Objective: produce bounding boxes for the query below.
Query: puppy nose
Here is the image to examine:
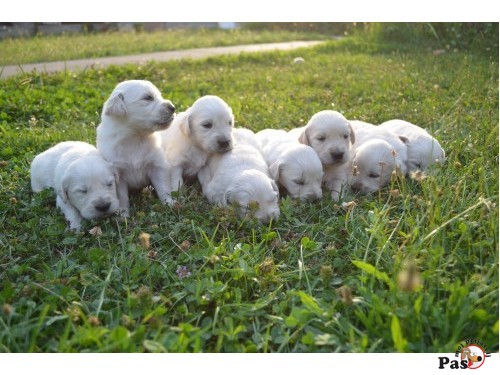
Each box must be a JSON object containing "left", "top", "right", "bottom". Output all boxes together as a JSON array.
[
  {"left": 218, "top": 139, "right": 231, "bottom": 149},
  {"left": 331, "top": 151, "right": 344, "bottom": 162},
  {"left": 164, "top": 101, "right": 175, "bottom": 113},
  {"left": 351, "top": 183, "right": 362, "bottom": 192},
  {"left": 95, "top": 202, "right": 111, "bottom": 212}
]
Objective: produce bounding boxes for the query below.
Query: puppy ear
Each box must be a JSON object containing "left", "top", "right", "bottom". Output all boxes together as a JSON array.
[
  {"left": 347, "top": 121, "right": 355, "bottom": 144},
  {"left": 57, "top": 177, "right": 70, "bottom": 203},
  {"left": 298, "top": 128, "right": 310, "bottom": 145},
  {"left": 271, "top": 180, "right": 280, "bottom": 194},
  {"left": 179, "top": 112, "right": 191, "bottom": 137},
  {"left": 268, "top": 161, "right": 281, "bottom": 181},
  {"left": 104, "top": 92, "right": 127, "bottom": 117},
  {"left": 399, "top": 135, "right": 410, "bottom": 145},
  {"left": 394, "top": 154, "right": 408, "bottom": 177}
]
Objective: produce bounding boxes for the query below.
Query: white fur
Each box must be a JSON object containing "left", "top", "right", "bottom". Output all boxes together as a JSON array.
[
  {"left": 288, "top": 110, "right": 355, "bottom": 200},
  {"left": 159, "top": 95, "right": 234, "bottom": 191},
  {"left": 30, "top": 141, "right": 119, "bottom": 231},
  {"left": 351, "top": 120, "right": 409, "bottom": 157},
  {"left": 379, "top": 119, "right": 445, "bottom": 173},
  {"left": 96, "top": 80, "right": 176, "bottom": 216},
  {"left": 351, "top": 138, "right": 408, "bottom": 195},
  {"left": 198, "top": 129, "right": 280, "bottom": 223},
  {"left": 256, "top": 128, "right": 323, "bottom": 201},
  {"left": 350, "top": 120, "right": 409, "bottom": 194}
]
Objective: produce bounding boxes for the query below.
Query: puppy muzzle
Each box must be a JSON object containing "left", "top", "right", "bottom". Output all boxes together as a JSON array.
[{"left": 216, "top": 138, "right": 233, "bottom": 152}]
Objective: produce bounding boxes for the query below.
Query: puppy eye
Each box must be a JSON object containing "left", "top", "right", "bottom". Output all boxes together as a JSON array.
[
  {"left": 228, "top": 120, "right": 233, "bottom": 126},
  {"left": 202, "top": 122, "right": 213, "bottom": 129},
  {"left": 344, "top": 134, "right": 349, "bottom": 139},
  {"left": 317, "top": 136, "right": 326, "bottom": 142},
  {"left": 368, "top": 173, "right": 380, "bottom": 178},
  {"left": 142, "top": 94, "right": 154, "bottom": 101},
  {"left": 106, "top": 181, "right": 114, "bottom": 187},
  {"left": 77, "top": 188, "right": 88, "bottom": 194},
  {"left": 294, "top": 179, "right": 305, "bottom": 186}
]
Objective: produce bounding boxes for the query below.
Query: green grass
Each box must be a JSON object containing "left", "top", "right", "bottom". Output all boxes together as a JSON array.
[
  {"left": 0, "top": 35, "right": 498, "bottom": 353},
  {"left": 0, "top": 27, "right": 329, "bottom": 66}
]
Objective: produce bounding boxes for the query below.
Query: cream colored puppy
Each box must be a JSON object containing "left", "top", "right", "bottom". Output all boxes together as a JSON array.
[
  {"left": 159, "top": 95, "right": 234, "bottom": 192},
  {"left": 349, "top": 120, "right": 409, "bottom": 194},
  {"left": 289, "top": 110, "right": 355, "bottom": 201},
  {"left": 96, "top": 80, "right": 176, "bottom": 216},
  {"left": 198, "top": 128, "right": 280, "bottom": 223},
  {"left": 379, "top": 119, "right": 445, "bottom": 173},
  {"left": 256, "top": 129, "right": 323, "bottom": 201},
  {"left": 351, "top": 120, "right": 409, "bottom": 158},
  {"left": 350, "top": 139, "right": 408, "bottom": 194},
  {"left": 31, "top": 141, "right": 119, "bottom": 231}
]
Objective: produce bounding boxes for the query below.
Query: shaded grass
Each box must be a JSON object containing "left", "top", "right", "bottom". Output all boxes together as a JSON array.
[
  {"left": 0, "top": 36, "right": 498, "bottom": 352},
  {"left": 0, "top": 27, "right": 329, "bottom": 66}
]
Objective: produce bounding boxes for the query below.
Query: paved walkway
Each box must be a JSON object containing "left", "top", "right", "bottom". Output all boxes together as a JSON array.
[{"left": 1, "top": 40, "right": 324, "bottom": 80}]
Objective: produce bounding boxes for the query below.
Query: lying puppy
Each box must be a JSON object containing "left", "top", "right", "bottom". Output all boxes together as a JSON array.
[
  {"left": 256, "top": 128, "right": 323, "bottom": 201},
  {"left": 351, "top": 120, "right": 409, "bottom": 158},
  {"left": 289, "top": 110, "right": 355, "bottom": 201},
  {"left": 96, "top": 80, "right": 176, "bottom": 216},
  {"left": 198, "top": 128, "right": 280, "bottom": 223},
  {"left": 350, "top": 139, "right": 408, "bottom": 194},
  {"left": 159, "top": 95, "right": 234, "bottom": 192},
  {"left": 379, "top": 119, "right": 445, "bottom": 173},
  {"left": 30, "top": 141, "right": 119, "bottom": 231},
  {"left": 349, "top": 121, "right": 409, "bottom": 194}
]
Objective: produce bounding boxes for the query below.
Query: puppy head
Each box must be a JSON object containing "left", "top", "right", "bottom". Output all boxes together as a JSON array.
[
  {"left": 185, "top": 95, "right": 234, "bottom": 153},
  {"left": 406, "top": 137, "right": 446, "bottom": 172},
  {"left": 351, "top": 139, "right": 407, "bottom": 195},
  {"left": 270, "top": 145, "right": 323, "bottom": 201},
  {"left": 225, "top": 170, "right": 280, "bottom": 223},
  {"left": 103, "top": 80, "right": 175, "bottom": 133},
  {"left": 58, "top": 155, "right": 120, "bottom": 220},
  {"left": 302, "top": 110, "right": 354, "bottom": 166}
]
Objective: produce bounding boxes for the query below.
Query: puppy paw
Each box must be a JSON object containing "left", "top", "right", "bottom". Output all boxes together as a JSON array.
[
  {"left": 331, "top": 190, "right": 340, "bottom": 202},
  {"left": 118, "top": 207, "right": 130, "bottom": 217}
]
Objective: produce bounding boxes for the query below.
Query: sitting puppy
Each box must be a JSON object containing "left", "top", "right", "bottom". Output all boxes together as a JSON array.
[
  {"left": 379, "top": 119, "right": 445, "bottom": 173},
  {"left": 256, "top": 128, "right": 323, "bottom": 201},
  {"left": 159, "top": 95, "right": 234, "bottom": 192},
  {"left": 96, "top": 80, "right": 176, "bottom": 216},
  {"left": 288, "top": 110, "right": 355, "bottom": 201},
  {"left": 198, "top": 128, "right": 280, "bottom": 223},
  {"left": 350, "top": 139, "right": 408, "bottom": 195},
  {"left": 30, "top": 141, "right": 119, "bottom": 231}
]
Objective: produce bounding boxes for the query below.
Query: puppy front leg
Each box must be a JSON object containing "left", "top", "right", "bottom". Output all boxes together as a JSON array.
[
  {"left": 116, "top": 180, "right": 130, "bottom": 217},
  {"left": 56, "top": 195, "right": 83, "bottom": 232},
  {"left": 169, "top": 166, "right": 184, "bottom": 193},
  {"left": 197, "top": 166, "right": 212, "bottom": 196},
  {"left": 149, "top": 167, "right": 174, "bottom": 205}
]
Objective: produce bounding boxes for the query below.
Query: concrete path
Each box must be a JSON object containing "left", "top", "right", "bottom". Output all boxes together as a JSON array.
[{"left": 1, "top": 40, "right": 324, "bottom": 80}]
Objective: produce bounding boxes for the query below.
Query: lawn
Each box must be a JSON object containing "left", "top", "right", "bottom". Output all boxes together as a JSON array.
[
  {"left": 0, "top": 31, "right": 498, "bottom": 353},
  {"left": 0, "top": 27, "right": 330, "bottom": 66}
]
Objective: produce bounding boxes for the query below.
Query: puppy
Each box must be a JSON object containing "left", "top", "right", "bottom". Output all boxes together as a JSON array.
[
  {"left": 256, "top": 128, "right": 323, "bottom": 201},
  {"left": 30, "top": 141, "right": 119, "bottom": 231},
  {"left": 198, "top": 128, "right": 280, "bottom": 223},
  {"left": 351, "top": 120, "right": 409, "bottom": 158},
  {"left": 379, "top": 119, "right": 445, "bottom": 173},
  {"left": 159, "top": 95, "right": 234, "bottom": 192},
  {"left": 96, "top": 80, "right": 176, "bottom": 216},
  {"left": 350, "top": 138, "right": 408, "bottom": 195},
  {"left": 289, "top": 110, "right": 355, "bottom": 201}
]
